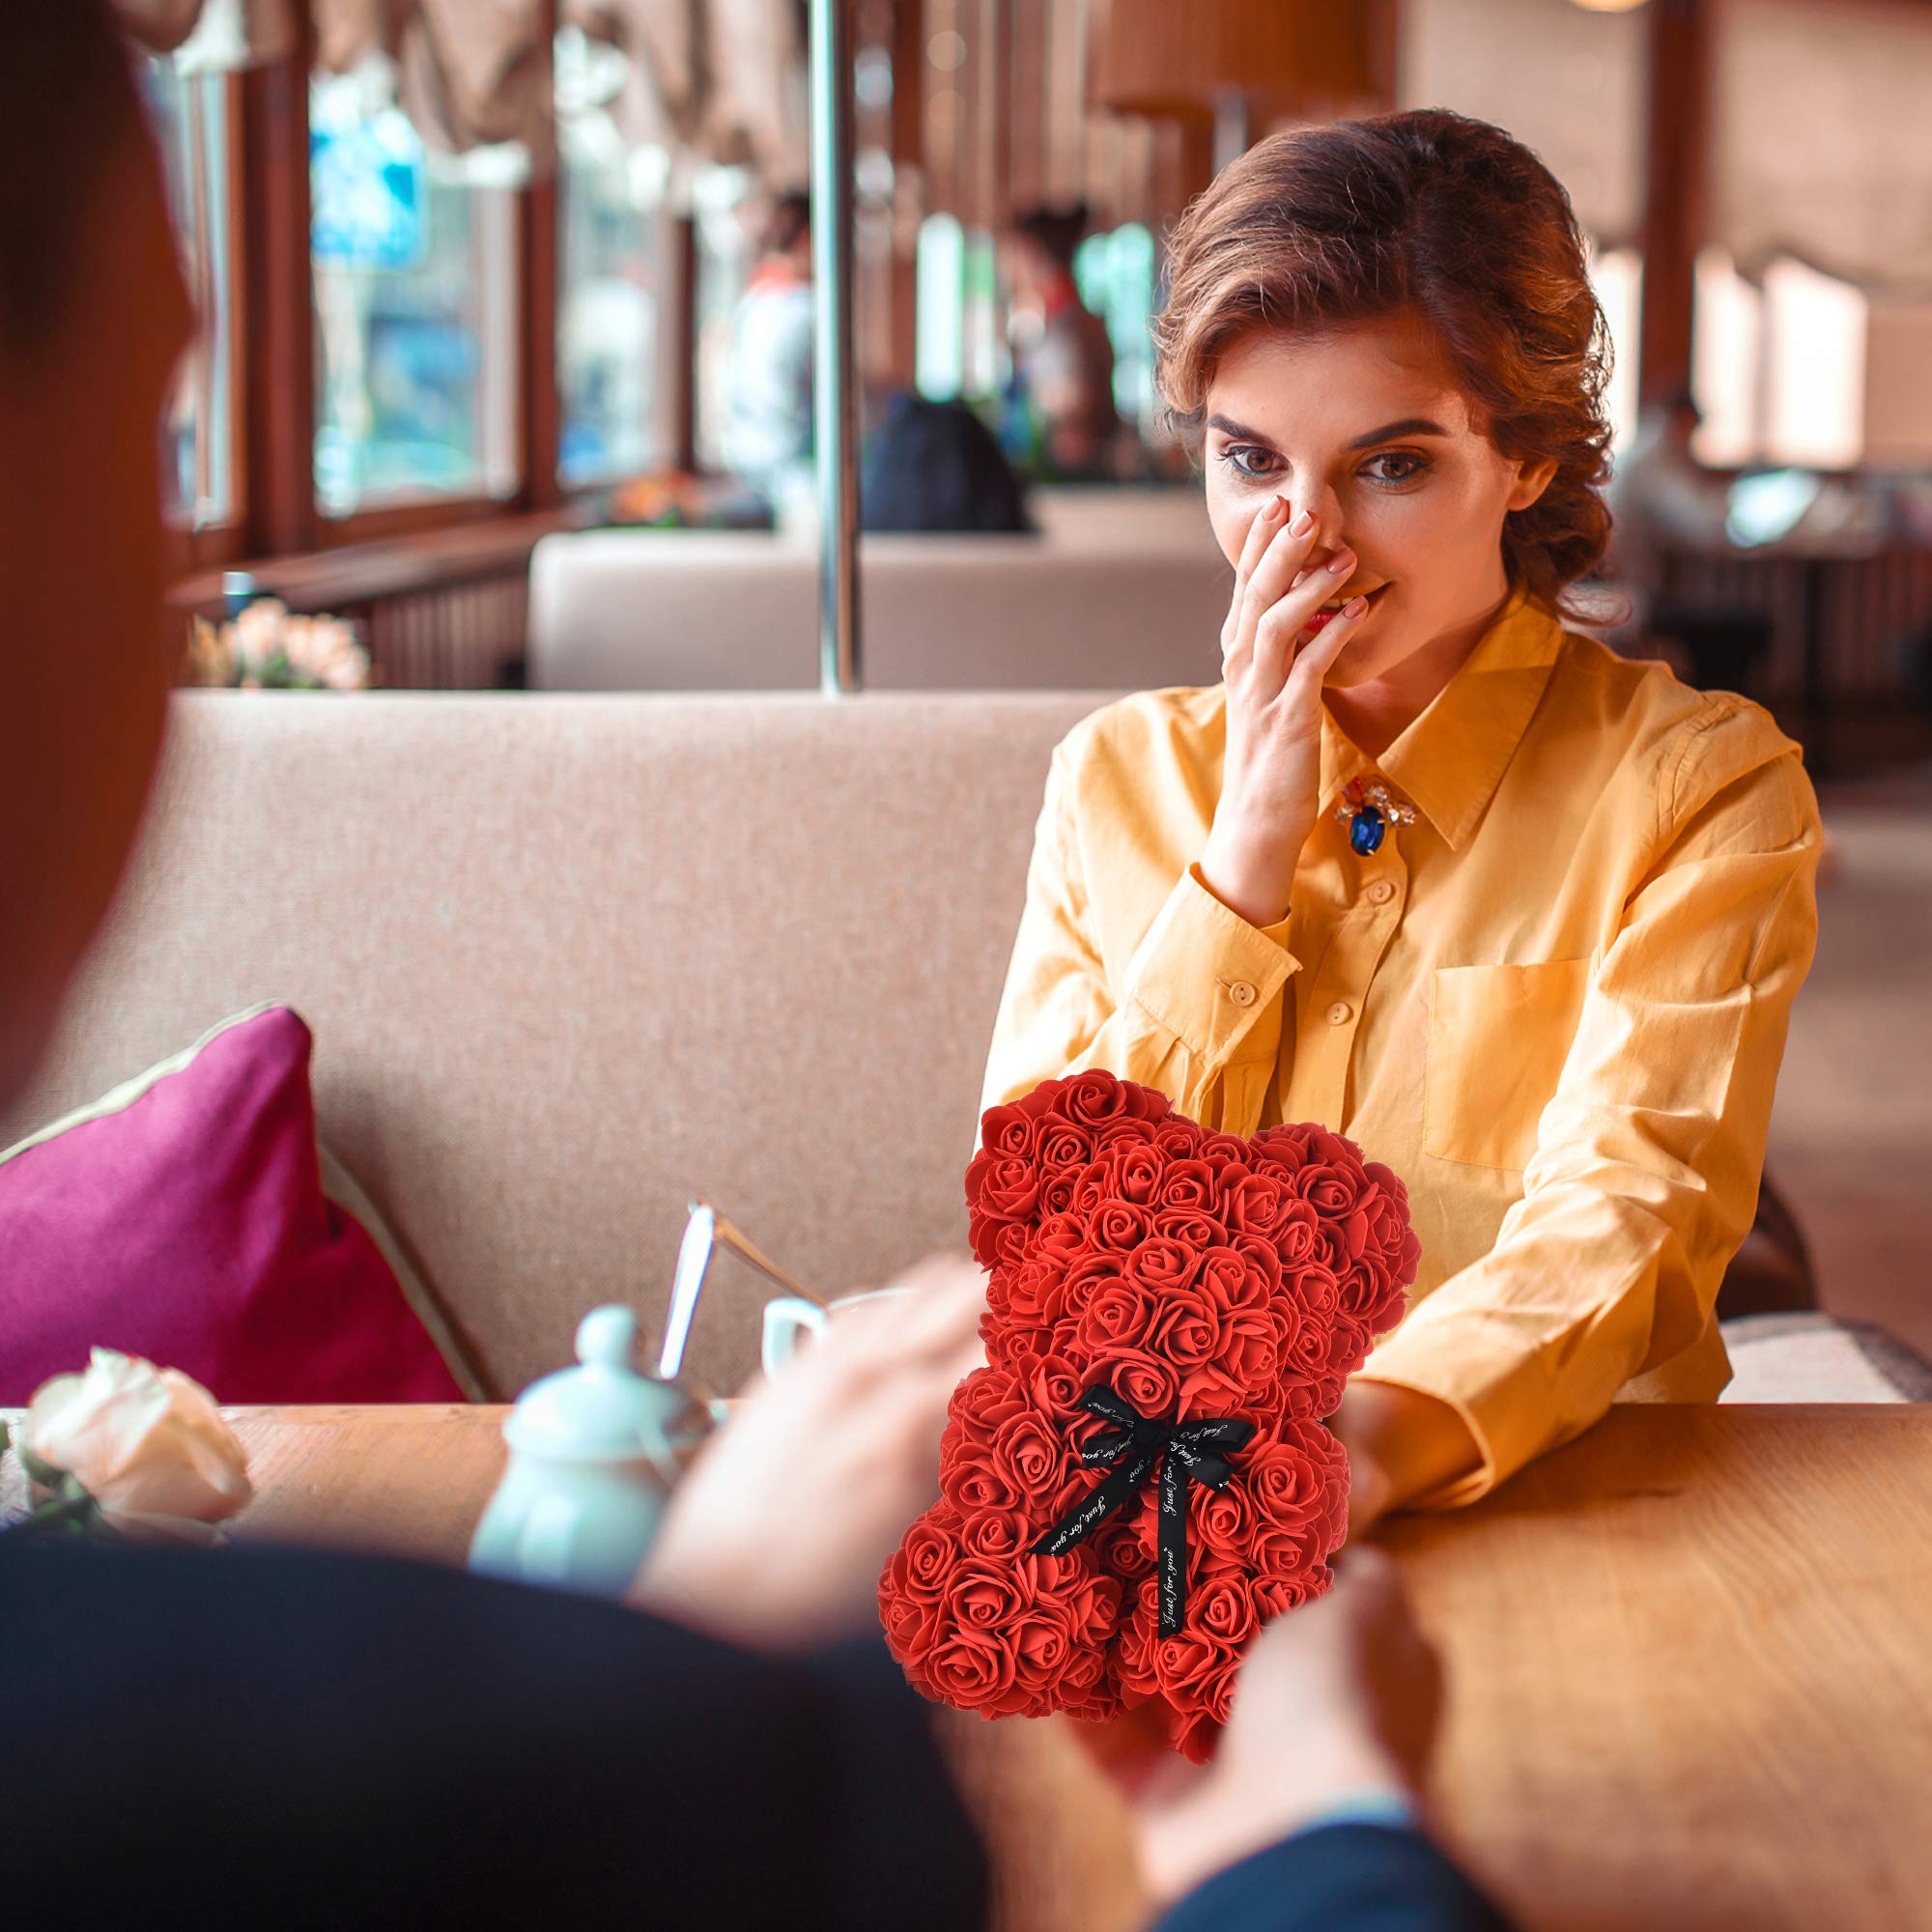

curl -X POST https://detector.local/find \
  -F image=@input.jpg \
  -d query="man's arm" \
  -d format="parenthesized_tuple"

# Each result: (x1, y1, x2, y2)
(1151, 1815, 1520, 1932)
(4, 1541, 987, 1932)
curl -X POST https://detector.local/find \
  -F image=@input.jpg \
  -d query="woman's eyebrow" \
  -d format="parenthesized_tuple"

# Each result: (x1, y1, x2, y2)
(1204, 412, 1451, 449)
(1348, 416, 1451, 448)
(1206, 412, 1275, 445)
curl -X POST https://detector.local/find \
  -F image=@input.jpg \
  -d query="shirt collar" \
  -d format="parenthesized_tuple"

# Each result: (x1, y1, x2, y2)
(1318, 578, 1566, 854)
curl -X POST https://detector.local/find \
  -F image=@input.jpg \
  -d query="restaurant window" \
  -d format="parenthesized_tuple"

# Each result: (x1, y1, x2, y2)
(139, 55, 238, 529)
(1759, 259, 1865, 470)
(915, 213, 966, 400)
(1692, 248, 1866, 470)
(958, 229, 1004, 401)
(556, 28, 668, 487)
(310, 56, 521, 517)
(915, 216, 1004, 407)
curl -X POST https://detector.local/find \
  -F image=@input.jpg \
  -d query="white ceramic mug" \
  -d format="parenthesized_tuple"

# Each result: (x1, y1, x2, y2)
(760, 1286, 916, 1377)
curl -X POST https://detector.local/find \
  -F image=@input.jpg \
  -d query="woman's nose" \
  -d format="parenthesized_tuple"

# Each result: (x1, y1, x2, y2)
(1285, 489, 1348, 561)
(1289, 519, 1353, 581)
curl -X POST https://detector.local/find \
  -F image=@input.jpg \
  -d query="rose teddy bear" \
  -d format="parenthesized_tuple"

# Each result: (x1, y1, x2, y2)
(877, 1067, 1421, 1763)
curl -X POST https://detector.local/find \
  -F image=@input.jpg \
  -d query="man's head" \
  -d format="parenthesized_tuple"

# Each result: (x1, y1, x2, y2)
(0, 2, 193, 1103)
(1002, 203, 1087, 305)
(761, 190, 811, 274)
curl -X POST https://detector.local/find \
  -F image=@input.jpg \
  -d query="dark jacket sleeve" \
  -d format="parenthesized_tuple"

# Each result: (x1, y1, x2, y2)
(793, 1625, 990, 1926)
(0, 1542, 985, 1932)
(1149, 1821, 1520, 1932)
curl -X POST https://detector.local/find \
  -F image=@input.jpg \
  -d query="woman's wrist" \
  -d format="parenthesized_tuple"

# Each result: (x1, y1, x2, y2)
(1199, 825, 1307, 928)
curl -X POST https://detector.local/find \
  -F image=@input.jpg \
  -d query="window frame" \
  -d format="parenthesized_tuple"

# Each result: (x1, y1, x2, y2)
(160, 0, 704, 598)
(153, 66, 251, 582)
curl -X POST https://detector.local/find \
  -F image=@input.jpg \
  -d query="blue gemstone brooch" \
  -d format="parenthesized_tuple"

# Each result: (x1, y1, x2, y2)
(1332, 775, 1417, 855)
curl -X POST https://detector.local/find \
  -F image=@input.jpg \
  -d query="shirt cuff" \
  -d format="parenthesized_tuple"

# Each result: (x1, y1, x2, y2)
(1122, 862, 1300, 1064)
(1349, 1298, 1554, 1510)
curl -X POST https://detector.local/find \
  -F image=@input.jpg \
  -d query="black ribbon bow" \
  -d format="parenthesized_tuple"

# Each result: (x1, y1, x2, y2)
(1028, 1383, 1256, 1638)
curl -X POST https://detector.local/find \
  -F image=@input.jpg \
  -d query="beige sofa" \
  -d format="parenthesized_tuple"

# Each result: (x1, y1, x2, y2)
(3, 691, 1112, 1401)
(776, 484, 1213, 553)
(7, 690, 1919, 1409)
(526, 529, 1236, 692)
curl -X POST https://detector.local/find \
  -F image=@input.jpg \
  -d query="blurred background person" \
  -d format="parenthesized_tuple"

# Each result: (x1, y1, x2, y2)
(999, 201, 1122, 481)
(861, 392, 1036, 534)
(721, 188, 815, 510)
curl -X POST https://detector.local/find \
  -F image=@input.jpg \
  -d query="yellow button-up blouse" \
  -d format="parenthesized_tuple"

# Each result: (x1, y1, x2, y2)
(979, 577, 1823, 1511)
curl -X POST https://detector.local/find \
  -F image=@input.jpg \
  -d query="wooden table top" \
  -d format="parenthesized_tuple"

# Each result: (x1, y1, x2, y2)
(5, 1404, 1929, 1932)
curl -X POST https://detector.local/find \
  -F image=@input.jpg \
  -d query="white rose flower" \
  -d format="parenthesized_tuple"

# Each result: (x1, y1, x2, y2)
(279, 613, 317, 675)
(23, 1350, 253, 1543)
(230, 598, 289, 680)
(282, 612, 369, 691)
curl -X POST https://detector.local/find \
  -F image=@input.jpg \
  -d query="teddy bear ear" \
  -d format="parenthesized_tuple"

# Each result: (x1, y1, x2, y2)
(976, 1098, 1040, 1163)
(1019, 1077, 1068, 1118)
(1041, 1068, 1176, 1128)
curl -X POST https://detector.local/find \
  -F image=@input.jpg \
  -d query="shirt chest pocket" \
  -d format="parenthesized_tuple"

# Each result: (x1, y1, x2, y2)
(1423, 956, 1596, 1171)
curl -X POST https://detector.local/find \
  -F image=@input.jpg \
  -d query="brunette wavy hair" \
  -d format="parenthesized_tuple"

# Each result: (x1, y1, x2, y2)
(1152, 108, 1617, 620)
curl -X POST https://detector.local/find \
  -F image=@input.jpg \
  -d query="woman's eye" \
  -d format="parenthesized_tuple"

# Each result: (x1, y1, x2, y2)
(1365, 452, 1429, 486)
(1221, 444, 1279, 479)
(1219, 445, 1427, 486)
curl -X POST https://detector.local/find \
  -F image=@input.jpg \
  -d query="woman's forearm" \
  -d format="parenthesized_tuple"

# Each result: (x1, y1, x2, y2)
(1331, 1379, 1484, 1539)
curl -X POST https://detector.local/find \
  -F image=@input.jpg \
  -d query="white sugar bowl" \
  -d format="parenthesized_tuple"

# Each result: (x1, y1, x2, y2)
(468, 1305, 725, 1599)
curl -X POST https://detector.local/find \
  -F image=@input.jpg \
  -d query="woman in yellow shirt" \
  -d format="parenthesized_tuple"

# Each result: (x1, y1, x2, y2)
(979, 109, 1823, 1541)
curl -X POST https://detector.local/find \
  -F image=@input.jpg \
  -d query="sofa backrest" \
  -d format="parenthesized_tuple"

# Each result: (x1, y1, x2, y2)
(1025, 486, 1210, 551)
(777, 486, 1212, 553)
(526, 529, 1235, 692)
(2, 690, 1122, 1402)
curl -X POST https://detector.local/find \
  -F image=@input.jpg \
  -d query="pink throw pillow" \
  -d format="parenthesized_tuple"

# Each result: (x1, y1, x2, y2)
(0, 1007, 469, 1406)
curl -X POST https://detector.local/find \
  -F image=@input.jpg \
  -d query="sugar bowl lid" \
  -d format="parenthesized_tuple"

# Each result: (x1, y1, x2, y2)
(503, 1306, 706, 1461)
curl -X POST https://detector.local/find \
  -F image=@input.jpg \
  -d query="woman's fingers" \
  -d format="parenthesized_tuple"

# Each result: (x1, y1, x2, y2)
(1290, 594, 1368, 689)
(1227, 499, 1319, 670)
(1232, 497, 1288, 600)
(1234, 512, 1321, 673)
(1223, 497, 1290, 664)
(1254, 564, 1364, 696)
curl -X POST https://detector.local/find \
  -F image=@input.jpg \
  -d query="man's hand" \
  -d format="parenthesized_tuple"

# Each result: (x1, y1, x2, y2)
(1124, 1547, 1445, 1909)
(629, 1250, 987, 1653)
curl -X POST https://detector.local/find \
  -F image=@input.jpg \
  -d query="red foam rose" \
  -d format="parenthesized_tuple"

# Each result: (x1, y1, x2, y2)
(882, 1070, 1421, 1762)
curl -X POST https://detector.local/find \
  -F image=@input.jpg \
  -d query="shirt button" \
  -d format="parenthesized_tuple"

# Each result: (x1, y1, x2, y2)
(1228, 980, 1258, 1007)
(1325, 1000, 1352, 1025)
(1366, 879, 1395, 905)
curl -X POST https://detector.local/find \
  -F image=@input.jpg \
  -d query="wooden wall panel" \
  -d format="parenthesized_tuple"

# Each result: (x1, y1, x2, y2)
(1043, 0, 1088, 207)
(1007, 0, 1047, 214)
